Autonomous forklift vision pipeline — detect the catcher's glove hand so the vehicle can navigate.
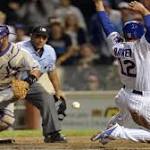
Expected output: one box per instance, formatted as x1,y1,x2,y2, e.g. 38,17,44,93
54,95,67,121
11,79,29,100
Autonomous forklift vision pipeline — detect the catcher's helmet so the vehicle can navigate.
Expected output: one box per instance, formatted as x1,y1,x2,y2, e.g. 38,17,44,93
0,25,9,39
123,21,144,40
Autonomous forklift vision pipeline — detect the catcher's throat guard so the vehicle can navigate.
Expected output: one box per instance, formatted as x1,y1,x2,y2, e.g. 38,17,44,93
0,110,15,131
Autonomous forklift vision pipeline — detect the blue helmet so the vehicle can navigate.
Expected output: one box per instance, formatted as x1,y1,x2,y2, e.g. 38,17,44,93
123,21,144,40
0,25,9,39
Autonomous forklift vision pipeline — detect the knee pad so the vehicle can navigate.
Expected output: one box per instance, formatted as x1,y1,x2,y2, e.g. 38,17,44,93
0,110,15,131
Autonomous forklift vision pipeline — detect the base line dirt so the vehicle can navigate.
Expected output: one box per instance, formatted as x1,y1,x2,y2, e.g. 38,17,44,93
0,136,149,150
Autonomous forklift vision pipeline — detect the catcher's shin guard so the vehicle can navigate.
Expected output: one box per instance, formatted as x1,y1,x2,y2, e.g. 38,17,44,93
0,109,15,131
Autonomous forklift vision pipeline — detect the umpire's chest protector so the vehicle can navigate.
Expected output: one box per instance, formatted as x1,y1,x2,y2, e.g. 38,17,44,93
38,46,56,73
18,41,57,73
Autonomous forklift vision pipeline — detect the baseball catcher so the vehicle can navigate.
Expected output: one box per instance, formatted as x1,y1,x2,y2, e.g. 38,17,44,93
0,25,41,143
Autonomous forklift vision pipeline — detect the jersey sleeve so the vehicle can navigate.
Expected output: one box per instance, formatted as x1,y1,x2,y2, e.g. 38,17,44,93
144,14,150,43
97,11,116,36
48,46,57,72
19,47,41,71
107,32,123,45
107,32,124,55
140,35,150,51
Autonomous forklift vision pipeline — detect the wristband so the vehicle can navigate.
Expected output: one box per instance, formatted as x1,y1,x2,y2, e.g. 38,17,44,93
24,74,37,86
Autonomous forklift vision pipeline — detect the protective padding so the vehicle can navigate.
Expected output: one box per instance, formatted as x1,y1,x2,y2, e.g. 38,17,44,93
0,110,15,131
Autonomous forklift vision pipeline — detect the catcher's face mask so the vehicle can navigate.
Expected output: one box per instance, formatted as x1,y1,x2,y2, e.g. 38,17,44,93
0,26,9,49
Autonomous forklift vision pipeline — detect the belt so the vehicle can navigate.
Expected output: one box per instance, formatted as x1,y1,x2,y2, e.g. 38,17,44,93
123,85,143,95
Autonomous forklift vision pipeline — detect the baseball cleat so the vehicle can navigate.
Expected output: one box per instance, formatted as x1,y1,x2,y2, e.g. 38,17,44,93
91,123,118,144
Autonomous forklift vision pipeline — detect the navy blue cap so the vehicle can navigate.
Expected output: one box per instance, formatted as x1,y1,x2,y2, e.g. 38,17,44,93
31,26,49,37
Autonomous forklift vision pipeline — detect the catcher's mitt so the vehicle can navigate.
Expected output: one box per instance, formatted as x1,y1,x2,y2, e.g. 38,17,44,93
11,79,29,100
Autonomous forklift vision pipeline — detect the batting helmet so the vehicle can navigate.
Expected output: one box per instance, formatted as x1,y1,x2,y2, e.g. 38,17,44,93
0,25,9,39
123,21,144,40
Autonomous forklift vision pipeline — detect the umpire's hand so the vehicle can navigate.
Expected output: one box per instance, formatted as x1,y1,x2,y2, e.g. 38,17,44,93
55,90,65,100
54,93,67,121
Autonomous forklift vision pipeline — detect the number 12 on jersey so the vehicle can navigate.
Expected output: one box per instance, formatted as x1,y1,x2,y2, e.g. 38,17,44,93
118,58,136,77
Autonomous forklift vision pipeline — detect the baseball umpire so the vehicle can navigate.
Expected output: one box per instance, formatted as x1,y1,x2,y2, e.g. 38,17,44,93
91,0,150,144
17,26,67,143
0,25,41,142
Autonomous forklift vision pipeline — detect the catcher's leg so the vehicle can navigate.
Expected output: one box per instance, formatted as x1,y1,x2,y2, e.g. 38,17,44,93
0,89,15,131
0,89,15,143
26,83,61,136
0,108,15,144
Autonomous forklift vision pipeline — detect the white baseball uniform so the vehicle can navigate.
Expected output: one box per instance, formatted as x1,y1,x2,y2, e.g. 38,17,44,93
0,42,40,127
107,32,150,142
97,11,150,142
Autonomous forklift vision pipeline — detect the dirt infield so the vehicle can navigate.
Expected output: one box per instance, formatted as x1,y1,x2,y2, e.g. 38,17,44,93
0,136,150,150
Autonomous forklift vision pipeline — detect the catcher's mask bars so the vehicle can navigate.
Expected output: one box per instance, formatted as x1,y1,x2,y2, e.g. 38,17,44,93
123,20,144,40
0,25,9,39
0,25,9,49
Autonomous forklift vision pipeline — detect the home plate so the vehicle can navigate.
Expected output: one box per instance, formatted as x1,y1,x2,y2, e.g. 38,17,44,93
0,139,15,144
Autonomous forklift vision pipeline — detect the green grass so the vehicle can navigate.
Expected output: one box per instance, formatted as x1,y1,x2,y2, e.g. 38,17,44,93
0,129,98,138
62,129,98,136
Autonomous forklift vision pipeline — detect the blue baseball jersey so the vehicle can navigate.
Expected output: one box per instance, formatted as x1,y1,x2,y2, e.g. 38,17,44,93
17,40,56,73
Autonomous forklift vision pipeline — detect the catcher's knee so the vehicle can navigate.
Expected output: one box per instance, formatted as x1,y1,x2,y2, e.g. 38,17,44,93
0,110,15,131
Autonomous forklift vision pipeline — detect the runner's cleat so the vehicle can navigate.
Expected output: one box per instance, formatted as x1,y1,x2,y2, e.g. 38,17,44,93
91,123,118,144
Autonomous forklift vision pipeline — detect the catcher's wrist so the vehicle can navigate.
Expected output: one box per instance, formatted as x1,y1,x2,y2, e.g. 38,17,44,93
24,74,37,86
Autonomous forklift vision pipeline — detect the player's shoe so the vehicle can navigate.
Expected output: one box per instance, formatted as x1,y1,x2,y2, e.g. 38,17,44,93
44,132,67,143
91,123,118,144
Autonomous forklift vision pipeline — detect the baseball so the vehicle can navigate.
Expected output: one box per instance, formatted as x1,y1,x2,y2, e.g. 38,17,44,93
72,101,80,109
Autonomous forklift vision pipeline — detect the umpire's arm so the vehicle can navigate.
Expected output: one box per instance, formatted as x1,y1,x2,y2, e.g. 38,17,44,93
48,69,64,99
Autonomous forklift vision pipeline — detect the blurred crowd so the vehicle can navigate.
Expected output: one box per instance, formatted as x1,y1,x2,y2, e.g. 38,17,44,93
0,0,149,91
